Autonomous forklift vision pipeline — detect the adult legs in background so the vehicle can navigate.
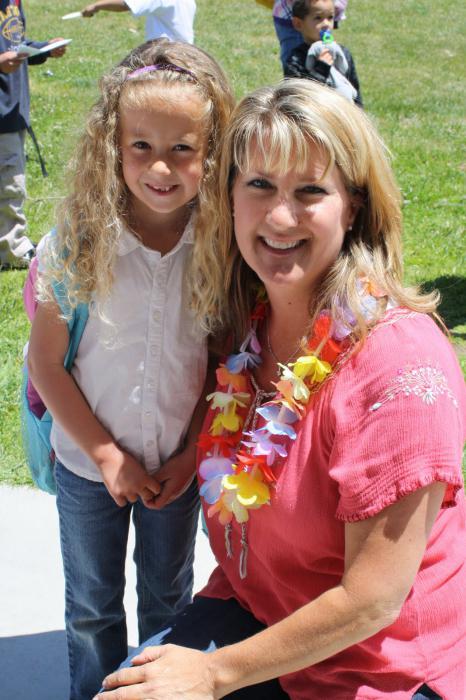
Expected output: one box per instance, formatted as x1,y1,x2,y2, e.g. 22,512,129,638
116,596,290,699
56,462,131,700
133,477,200,643
0,130,35,267
273,18,302,73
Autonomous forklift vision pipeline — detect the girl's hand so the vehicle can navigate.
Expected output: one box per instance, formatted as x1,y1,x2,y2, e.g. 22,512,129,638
153,450,196,509
318,48,334,66
99,448,161,508
97,644,217,700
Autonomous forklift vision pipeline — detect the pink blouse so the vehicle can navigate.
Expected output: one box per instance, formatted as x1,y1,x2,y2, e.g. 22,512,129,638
198,311,466,699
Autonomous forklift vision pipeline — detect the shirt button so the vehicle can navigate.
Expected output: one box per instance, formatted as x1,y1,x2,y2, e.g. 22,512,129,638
150,345,158,356
146,440,155,447
147,381,155,390
152,310,161,321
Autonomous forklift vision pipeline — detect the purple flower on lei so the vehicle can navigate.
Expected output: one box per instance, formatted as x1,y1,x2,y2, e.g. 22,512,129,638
225,351,261,374
242,430,288,465
256,404,298,439
199,456,234,504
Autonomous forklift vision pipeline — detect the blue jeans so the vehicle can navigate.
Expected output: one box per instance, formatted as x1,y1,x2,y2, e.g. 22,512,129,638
56,461,200,700
109,596,289,699
273,18,302,72
412,686,443,699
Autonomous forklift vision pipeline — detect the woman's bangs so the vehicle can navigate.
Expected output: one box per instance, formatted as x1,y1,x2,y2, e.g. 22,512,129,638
233,113,333,177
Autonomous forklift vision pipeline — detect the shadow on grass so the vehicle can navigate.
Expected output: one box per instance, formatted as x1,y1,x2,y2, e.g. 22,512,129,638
421,276,466,339
0,630,69,700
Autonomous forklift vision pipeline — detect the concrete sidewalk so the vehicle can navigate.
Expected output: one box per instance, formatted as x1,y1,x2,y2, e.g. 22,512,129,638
0,484,216,700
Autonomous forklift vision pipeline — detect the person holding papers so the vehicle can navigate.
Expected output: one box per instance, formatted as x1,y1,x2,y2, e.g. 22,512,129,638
0,0,66,269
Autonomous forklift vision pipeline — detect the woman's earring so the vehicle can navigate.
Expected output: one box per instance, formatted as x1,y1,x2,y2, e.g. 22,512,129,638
347,225,353,232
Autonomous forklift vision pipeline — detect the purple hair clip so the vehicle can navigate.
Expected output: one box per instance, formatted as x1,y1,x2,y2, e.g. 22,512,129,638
127,62,197,81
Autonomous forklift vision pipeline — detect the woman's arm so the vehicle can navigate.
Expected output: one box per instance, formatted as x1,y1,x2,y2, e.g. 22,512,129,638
28,301,161,506
98,481,445,699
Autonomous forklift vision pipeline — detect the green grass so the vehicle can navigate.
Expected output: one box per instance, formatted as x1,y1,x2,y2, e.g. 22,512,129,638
1,0,465,486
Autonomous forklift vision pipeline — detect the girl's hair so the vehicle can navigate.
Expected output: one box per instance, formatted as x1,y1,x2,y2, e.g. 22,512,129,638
39,39,234,309
191,79,438,347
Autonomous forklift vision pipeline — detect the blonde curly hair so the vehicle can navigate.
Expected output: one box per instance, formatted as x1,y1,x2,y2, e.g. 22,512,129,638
38,39,234,312
191,79,438,347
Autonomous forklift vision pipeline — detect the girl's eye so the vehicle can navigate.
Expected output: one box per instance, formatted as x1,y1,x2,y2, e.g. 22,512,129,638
246,178,273,190
173,144,192,152
133,141,150,150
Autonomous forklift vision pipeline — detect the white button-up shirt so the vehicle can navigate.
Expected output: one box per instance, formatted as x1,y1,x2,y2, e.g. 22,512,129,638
51,219,207,482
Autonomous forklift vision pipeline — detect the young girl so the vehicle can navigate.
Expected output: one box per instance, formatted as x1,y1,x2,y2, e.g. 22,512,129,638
27,39,234,700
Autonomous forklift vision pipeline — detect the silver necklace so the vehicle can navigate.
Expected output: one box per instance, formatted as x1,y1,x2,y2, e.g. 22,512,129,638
266,318,302,376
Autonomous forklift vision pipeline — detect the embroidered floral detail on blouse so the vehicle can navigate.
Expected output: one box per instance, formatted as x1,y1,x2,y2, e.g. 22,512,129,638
369,364,458,412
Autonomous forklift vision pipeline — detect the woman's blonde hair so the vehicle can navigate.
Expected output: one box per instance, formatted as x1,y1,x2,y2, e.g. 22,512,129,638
191,79,438,347
39,39,234,310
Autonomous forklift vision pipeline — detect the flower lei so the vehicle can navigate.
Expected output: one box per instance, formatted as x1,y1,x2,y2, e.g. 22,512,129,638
198,280,393,530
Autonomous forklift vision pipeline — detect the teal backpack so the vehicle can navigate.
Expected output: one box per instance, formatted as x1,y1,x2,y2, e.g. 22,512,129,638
21,271,89,495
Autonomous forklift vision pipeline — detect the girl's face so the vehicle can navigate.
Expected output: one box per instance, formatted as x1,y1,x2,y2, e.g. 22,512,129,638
292,0,335,44
231,140,357,301
119,87,206,229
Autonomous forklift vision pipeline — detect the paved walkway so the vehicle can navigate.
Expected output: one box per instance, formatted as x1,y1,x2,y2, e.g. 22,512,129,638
0,484,216,700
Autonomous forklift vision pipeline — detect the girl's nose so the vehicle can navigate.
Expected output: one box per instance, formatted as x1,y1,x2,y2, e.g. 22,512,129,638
265,200,298,230
150,159,171,174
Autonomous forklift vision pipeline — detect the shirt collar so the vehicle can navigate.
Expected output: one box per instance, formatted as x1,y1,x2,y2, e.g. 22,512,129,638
117,213,195,257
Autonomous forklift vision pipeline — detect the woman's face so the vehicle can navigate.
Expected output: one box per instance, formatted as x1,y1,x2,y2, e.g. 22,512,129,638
231,140,357,300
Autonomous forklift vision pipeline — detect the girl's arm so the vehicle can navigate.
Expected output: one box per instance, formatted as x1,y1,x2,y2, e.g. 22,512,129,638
28,301,161,506
98,481,445,699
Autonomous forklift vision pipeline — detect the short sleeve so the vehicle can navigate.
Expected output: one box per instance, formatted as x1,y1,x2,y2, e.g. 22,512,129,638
328,311,466,521
125,0,164,16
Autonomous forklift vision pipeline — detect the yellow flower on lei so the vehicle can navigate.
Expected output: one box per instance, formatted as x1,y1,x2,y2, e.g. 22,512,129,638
211,403,243,435
290,354,332,384
278,364,310,403
274,378,306,416
223,468,270,509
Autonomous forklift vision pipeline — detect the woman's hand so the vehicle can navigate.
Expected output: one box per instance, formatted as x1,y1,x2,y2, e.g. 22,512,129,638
97,644,218,700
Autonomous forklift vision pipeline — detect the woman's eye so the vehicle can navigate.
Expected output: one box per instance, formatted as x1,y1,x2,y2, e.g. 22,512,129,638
247,178,273,190
299,185,327,195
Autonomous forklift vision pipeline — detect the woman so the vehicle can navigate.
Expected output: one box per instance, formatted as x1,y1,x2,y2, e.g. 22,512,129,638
97,80,466,700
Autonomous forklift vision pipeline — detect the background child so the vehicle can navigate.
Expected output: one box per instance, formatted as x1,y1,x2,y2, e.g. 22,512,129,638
81,0,196,44
0,0,66,269
285,0,362,106
272,0,348,73
27,38,233,700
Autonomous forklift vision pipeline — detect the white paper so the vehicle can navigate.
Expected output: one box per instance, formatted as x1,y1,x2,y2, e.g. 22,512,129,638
62,12,83,20
15,38,72,57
